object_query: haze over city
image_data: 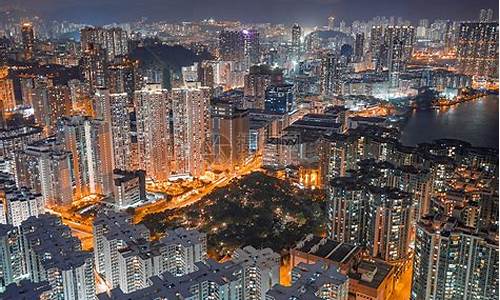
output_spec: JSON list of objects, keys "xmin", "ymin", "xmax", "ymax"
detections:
[
  {"xmin": 1, "ymin": 0, "xmax": 499, "ymax": 24},
  {"xmin": 0, "ymin": 1, "xmax": 498, "ymax": 300}
]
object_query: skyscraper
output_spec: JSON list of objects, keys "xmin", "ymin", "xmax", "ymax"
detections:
[
  {"xmin": 219, "ymin": 30, "xmax": 260, "ymax": 65},
  {"xmin": 0, "ymin": 224, "xmax": 22, "ymax": 292},
  {"xmin": 320, "ymin": 52, "xmax": 347, "ymax": 97},
  {"xmin": 328, "ymin": 169, "xmax": 414, "ymax": 263},
  {"xmin": 244, "ymin": 64, "xmax": 283, "ymax": 109},
  {"xmin": 328, "ymin": 177, "xmax": 366, "ymax": 245},
  {"xmin": 21, "ymin": 137, "xmax": 74, "ymax": 206},
  {"xmin": 80, "ymin": 45, "xmax": 108, "ymax": 92},
  {"xmin": 264, "ymin": 83, "xmax": 295, "ymax": 114},
  {"xmin": 80, "ymin": 27, "xmax": 129, "ymax": 61},
  {"xmin": 21, "ymin": 23, "xmax": 34, "ymax": 61},
  {"xmin": 210, "ymin": 93, "xmax": 249, "ymax": 172},
  {"xmin": 12, "ymin": 214, "xmax": 96, "ymax": 299},
  {"xmin": 242, "ymin": 29, "xmax": 261, "ymax": 65},
  {"xmin": 354, "ymin": 32, "xmax": 365, "ymax": 62},
  {"xmin": 108, "ymin": 58, "xmax": 143, "ymax": 102},
  {"xmin": 59, "ymin": 116, "xmax": 114, "ymax": 198},
  {"xmin": 456, "ymin": 22, "xmax": 499, "ymax": 78},
  {"xmin": 112, "ymin": 169, "xmax": 146, "ymax": 208},
  {"xmin": 93, "ymin": 211, "xmax": 207, "ymax": 293},
  {"xmin": 365, "ymin": 187, "xmax": 412, "ymax": 262},
  {"xmin": 232, "ymin": 246, "xmax": 280, "ymax": 300},
  {"xmin": 134, "ymin": 85, "xmax": 171, "ymax": 181},
  {"xmin": 479, "ymin": 8, "xmax": 494, "ymax": 23},
  {"xmin": 219, "ymin": 30, "xmax": 244, "ymax": 61},
  {"xmin": 412, "ymin": 216, "xmax": 499, "ymax": 300},
  {"xmin": 170, "ymin": 86, "xmax": 211, "ymax": 177},
  {"xmin": 107, "ymin": 93, "xmax": 132, "ymax": 171},
  {"xmin": 328, "ymin": 15, "xmax": 336, "ymax": 30},
  {"xmin": 31, "ymin": 82, "xmax": 72, "ymax": 135},
  {"xmin": 291, "ymin": 24, "xmax": 302, "ymax": 58},
  {"xmin": 99, "ymin": 260, "xmax": 243, "ymax": 300},
  {"xmin": 0, "ymin": 67, "xmax": 15, "ymax": 112},
  {"xmin": 370, "ymin": 25, "xmax": 384, "ymax": 72},
  {"xmin": 384, "ymin": 25, "xmax": 415, "ymax": 87},
  {"xmin": 0, "ymin": 173, "xmax": 43, "ymax": 227}
]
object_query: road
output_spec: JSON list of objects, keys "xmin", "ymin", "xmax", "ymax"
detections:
[
  {"xmin": 133, "ymin": 156, "xmax": 262, "ymax": 223},
  {"xmin": 44, "ymin": 156, "xmax": 262, "ymax": 250},
  {"xmin": 45, "ymin": 207, "xmax": 94, "ymax": 250},
  {"xmin": 391, "ymin": 258, "xmax": 413, "ymax": 300}
]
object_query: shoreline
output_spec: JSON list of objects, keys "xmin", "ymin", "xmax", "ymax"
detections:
[{"xmin": 398, "ymin": 95, "xmax": 499, "ymax": 149}]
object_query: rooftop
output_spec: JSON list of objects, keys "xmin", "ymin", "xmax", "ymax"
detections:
[{"xmin": 294, "ymin": 235, "xmax": 360, "ymax": 265}]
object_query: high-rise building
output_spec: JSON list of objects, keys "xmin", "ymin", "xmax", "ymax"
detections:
[
  {"xmin": 0, "ymin": 126, "xmax": 43, "ymax": 162},
  {"xmin": 0, "ymin": 224, "xmax": 22, "ymax": 293},
  {"xmin": 21, "ymin": 23, "xmax": 34, "ymax": 61},
  {"xmin": 112, "ymin": 169, "xmax": 146, "ymax": 208},
  {"xmin": 3, "ymin": 188, "xmax": 43, "ymax": 227},
  {"xmin": 0, "ymin": 67, "xmax": 15, "ymax": 113},
  {"xmin": 384, "ymin": 25, "xmax": 415, "ymax": 87},
  {"xmin": 67, "ymin": 79, "xmax": 92, "ymax": 115},
  {"xmin": 479, "ymin": 8, "xmax": 494, "ymax": 23},
  {"xmin": 232, "ymin": 246, "xmax": 280, "ymax": 300},
  {"xmin": 13, "ymin": 214, "xmax": 96, "ymax": 299},
  {"xmin": 210, "ymin": 93, "xmax": 249, "ymax": 172},
  {"xmin": 320, "ymin": 52, "xmax": 347, "ymax": 97},
  {"xmin": 0, "ymin": 173, "xmax": 43, "ymax": 227},
  {"xmin": 264, "ymin": 83, "xmax": 295, "ymax": 114},
  {"xmin": 108, "ymin": 58, "xmax": 143, "ymax": 102},
  {"xmin": 412, "ymin": 216, "xmax": 499, "ymax": 300},
  {"xmin": 170, "ymin": 86, "xmax": 211, "ymax": 177},
  {"xmin": 219, "ymin": 30, "xmax": 260, "ymax": 65},
  {"xmin": 98, "ymin": 260, "xmax": 243, "ymax": 300},
  {"xmin": 242, "ymin": 29, "xmax": 261, "ymax": 65},
  {"xmin": 13, "ymin": 137, "xmax": 73, "ymax": 206},
  {"xmin": 93, "ymin": 88, "xmax": 112, "ymax": 121},
  {"xmin": 31, "ymin": 83, "xmax": 72, "ymax": 135},
  {"xmin": 80, "ymin": 45, "xmax": 108, "ymax": 92},
  {"xmin": 93, "ymin": 210, "xmax": 153, "ymax": 291},
  {"xmin": 291, "ymin": 24, "xmax": 302, "ymax": 58},
  {"xmin": 328, "ymin": 177, "xmax": 366, "ymax": 245},
  {"xmin": 365, "ymin": 187, "xmax": 412, "ymax": 262},
  {"xmin": 93, "ymin": 211, "xmax": 207, "ymax": 293},
  {"xmin": 198, "ymin": 61, "xmax": 215, "ymax": 88},
  {"xmin": 161, "ymin": 227, "xmax": 208, "ymax": 276},
  {"xmin": 181, "ymin": 63, "xmax": 200, "ymax": 86},
  {"xmin": 244, "ymin": 65, "xmax": 283, "ymax": 109},
  {"xmin": 108, "ymin": 93, "xmax": 132, "ymax": 170},
  {"xmin": 80, "ymin": 27, "xmax": 129, "ymax": 61},
  {"xmin": 134, "ymin": 85, "xmax": 171, "ymax": 181},
  {"xmin": 219, "ymin": 30, "xmax": 244, "ymax": 61},
  {"xmin": 328, "ymin": 174, "xmax": 413, "ymax": 262},
  {"xmin": 328, "ymin": 15, "xmax": 336, "ymax": 30},
  {"xmin": 370, "ymin": 26, "xmax": 384, "ymax": 72},
  {"xmin": 456, "ymin": 22, "xmax": 498, "ymax": 78},
  {"xmin": 354, "ymin": 33, "xmax": 364, "ymax": 62},
  {"xmin": 59, "ymin": 116, "xmax": 114, "ymax": 198}
]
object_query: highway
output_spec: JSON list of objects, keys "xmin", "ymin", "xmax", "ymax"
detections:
[{"xmin": 133, "ymin": 155, "xmax": 262, "ymax": 223}]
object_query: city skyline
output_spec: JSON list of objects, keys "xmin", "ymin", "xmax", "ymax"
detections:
[
  {"xmin": 0, "ymin": 1, "xmax": 497, "ymax": 300},
  {"xmin": 1, "ymin": 0, "xmax": 498, "ymax": 25}
]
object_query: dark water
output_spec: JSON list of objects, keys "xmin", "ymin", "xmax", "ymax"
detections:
[{"xmin": 400, "ymin": 95, "xmax": 499, "ymax": 149}]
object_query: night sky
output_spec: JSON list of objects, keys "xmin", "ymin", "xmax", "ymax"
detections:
[{"xmin": 1, "ymin": 0, "xmax": 498, "ymax": 25}]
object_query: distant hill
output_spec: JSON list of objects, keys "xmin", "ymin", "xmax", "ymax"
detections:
[{"xmin": 130, "ymin": 44, "xmax": 213, "ymax": 89}]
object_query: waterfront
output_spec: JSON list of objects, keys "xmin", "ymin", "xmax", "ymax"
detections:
[{"xmin": 400, "ymin": 95, "xmax": 499, "ymax": 149}]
